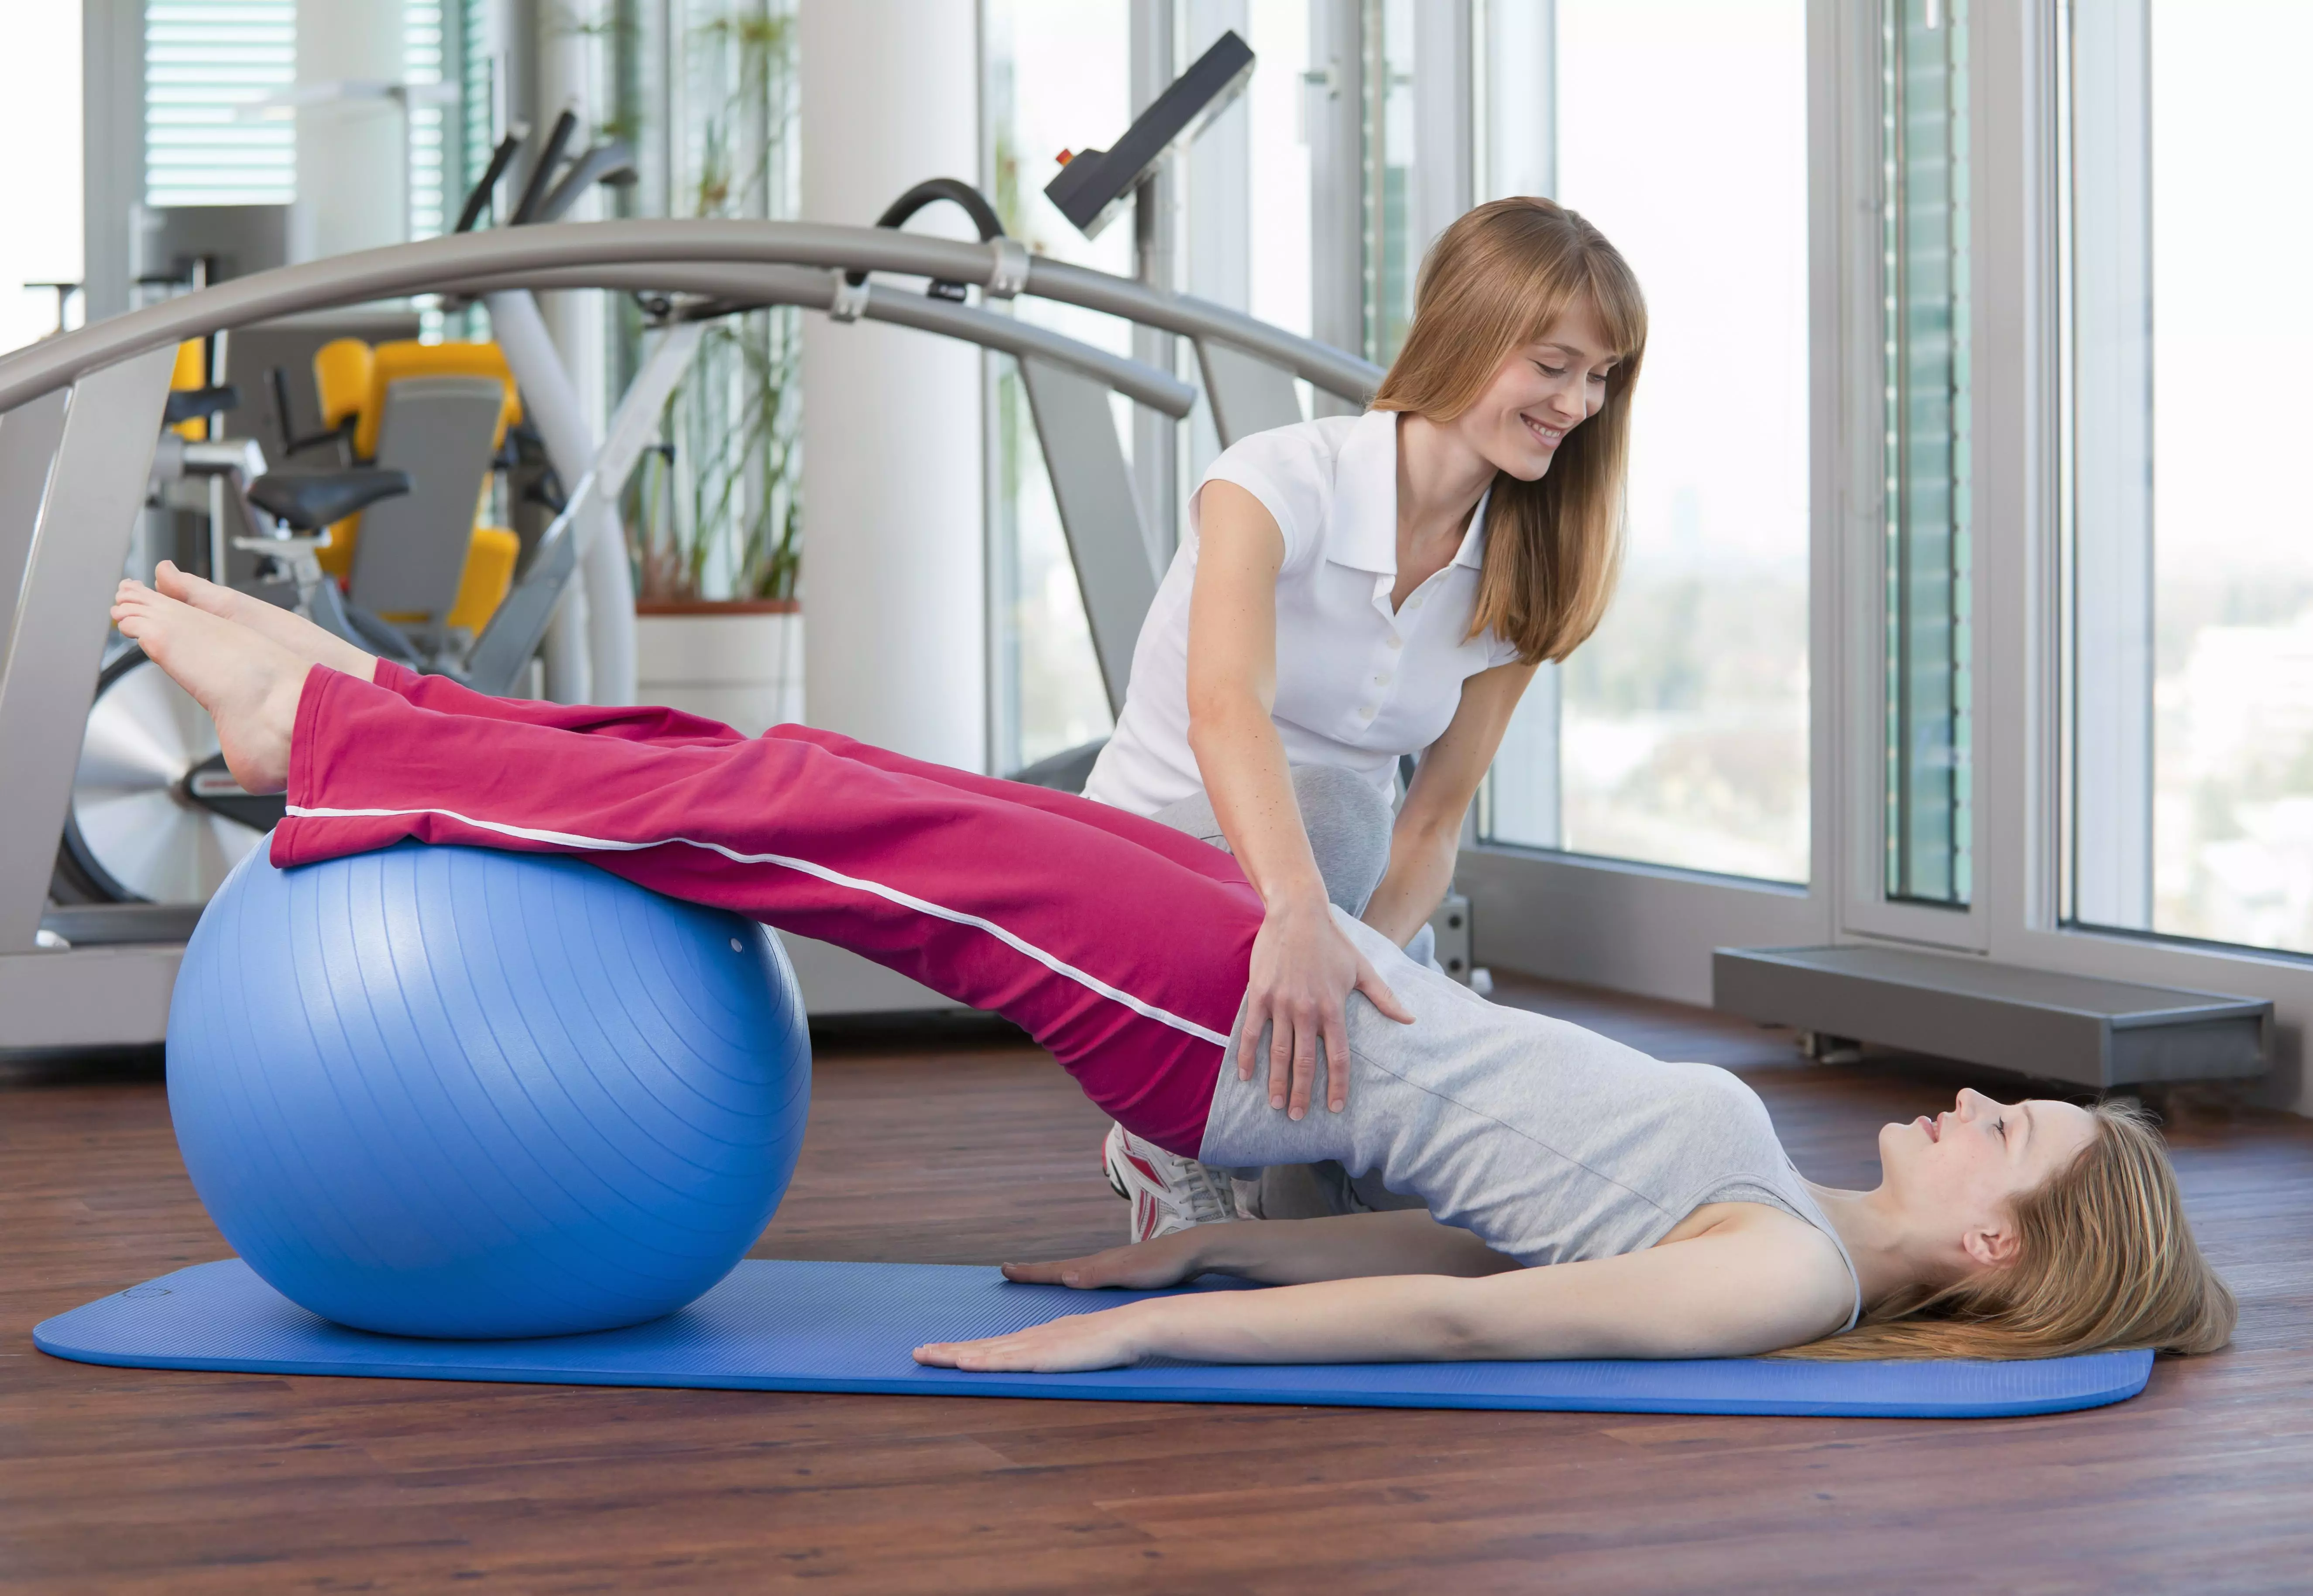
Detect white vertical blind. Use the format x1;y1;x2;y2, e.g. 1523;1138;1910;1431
144;0;298;206
406;0;447;239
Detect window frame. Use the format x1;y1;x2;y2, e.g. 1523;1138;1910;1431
1472;0;2313;1097
1970;0;2313;1084
963;0;2313;1112
1460;0;1845;1001
1834;0;1992;954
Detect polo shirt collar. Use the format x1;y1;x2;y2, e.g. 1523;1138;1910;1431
1326;408;1495;577
1324;409;1402;574
1453;485;1493;570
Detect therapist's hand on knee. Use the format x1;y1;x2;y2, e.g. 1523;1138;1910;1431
1244;895;1414;1117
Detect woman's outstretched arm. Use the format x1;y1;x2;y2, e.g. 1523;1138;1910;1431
917;1216;1854;1371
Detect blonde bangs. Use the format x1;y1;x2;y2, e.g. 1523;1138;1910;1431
1568;249;1648;365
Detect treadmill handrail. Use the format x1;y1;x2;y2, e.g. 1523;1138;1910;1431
1024;258;1383;402
0;220;1378;414
0;223;1004;412
430;262;1196;418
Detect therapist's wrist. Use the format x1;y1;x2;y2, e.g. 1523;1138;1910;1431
1261;878;1333;920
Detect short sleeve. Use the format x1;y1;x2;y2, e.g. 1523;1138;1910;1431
1191;421;1335;570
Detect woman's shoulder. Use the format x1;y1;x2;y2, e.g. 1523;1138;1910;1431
1215;413;1362;473
1198;416;1362;563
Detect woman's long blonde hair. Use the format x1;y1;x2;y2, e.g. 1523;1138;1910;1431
1371;196;1647;665
1786;1100;2236;1362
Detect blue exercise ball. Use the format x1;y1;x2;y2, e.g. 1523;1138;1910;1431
166;840;810;1339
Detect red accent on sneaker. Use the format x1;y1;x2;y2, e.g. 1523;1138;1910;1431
1123;1152;1162;1186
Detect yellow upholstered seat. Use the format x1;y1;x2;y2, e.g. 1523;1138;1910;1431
446;525;522;633
309;338;526;633
168;340;209;441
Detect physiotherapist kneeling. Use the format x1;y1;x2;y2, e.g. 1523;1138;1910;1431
1085;196;1653;1240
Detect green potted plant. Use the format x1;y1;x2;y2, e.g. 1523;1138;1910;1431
627;309;802;733
607;2;803;733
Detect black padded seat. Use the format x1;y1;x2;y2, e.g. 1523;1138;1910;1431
247;468;412;532
162;385;241;427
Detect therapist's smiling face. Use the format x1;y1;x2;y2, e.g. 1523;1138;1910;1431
1456;295;1618;483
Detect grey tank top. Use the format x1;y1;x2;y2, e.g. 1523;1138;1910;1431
1199;912;1862;1331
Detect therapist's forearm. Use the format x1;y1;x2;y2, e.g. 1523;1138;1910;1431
1362;821;1460;947
1188;693;1329;910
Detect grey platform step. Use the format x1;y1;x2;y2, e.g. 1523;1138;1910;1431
1712;944;2269;1090
40;903;206;948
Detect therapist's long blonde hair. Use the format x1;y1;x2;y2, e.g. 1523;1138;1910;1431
1372;197;1647;666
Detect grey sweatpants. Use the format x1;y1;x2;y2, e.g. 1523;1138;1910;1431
1148;765;1431;1221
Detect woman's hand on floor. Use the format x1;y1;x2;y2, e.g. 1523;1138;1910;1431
914;1304;1148;1373
1245;895;1414;1118
1000;1230;1205;1291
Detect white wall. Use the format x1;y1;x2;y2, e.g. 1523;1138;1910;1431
295;0;407;260
1;0;85;354
798;0;986;770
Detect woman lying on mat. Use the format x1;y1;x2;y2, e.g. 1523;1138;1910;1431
113;566;2235;1371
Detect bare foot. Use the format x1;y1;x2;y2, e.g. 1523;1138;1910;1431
151;559;378;681
110;582;304;794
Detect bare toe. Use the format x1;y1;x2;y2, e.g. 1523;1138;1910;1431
113;590;303;794
155;559;230;613
110;583;162;632
153;559;377;681
155;559;257;624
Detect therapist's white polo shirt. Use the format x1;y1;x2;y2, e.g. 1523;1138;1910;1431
1084;408;1521;816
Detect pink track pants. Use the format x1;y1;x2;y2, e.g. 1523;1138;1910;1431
270;662;1261;1157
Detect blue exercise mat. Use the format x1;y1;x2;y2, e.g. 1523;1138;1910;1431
34;1258;2152;1418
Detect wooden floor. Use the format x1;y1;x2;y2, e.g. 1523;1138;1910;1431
5;976;2311;1594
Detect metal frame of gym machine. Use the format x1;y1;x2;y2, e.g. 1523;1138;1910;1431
0;217;1382;1051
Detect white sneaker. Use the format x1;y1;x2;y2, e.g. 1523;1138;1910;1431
1102;1122;1239;1243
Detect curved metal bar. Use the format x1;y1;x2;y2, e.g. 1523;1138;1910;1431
1023;257;1385;402
841;178;1006;288
0;221;1003;413
861;288;1195;418
535;141;637;225
0;218;1378;413
433;261;1195;417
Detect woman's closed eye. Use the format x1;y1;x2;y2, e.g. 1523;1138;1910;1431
1533;358;1614;385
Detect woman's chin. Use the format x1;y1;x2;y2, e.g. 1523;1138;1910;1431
1877;1119;1912;1166
1491;447;1555;483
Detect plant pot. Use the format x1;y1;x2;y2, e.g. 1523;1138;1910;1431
634;599;803;736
